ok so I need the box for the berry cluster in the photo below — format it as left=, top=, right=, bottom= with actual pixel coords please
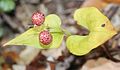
left=32, top=11, right=52, bottom=45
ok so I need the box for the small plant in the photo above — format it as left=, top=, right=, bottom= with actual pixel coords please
left=3, top=7, right=117, bottom=56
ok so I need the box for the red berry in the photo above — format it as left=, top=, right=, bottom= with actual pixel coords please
left=32, top=11, right=45, bottom=26
left=39, top=30, right=52, bottom=45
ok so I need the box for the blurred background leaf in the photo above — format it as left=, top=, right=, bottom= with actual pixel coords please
left=0, top=0, right=15, bottom=12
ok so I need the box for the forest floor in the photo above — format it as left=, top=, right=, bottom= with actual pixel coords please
left=0, top=0, right=120, bottom=70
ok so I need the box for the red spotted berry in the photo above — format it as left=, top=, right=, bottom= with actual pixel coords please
left=32, top=11, right=45, bottom=26
left=39, top=30, right=52, bottom=45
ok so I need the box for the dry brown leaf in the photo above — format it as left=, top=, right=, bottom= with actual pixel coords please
left=2, top=63, right=11, bottom=70
left=103, top=0, right=120, bottom=4
left=2, top=51, right=20, bottom=63
left=82, top=0, right=120, bottom=10
left=81, top=0, right=108, bottom=10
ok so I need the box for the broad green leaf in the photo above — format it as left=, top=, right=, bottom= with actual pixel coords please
left=67, top=35, right=89, bottom=55
left=67, top=7, right=117, bottom=56
left=4, top=14, right=64, bottom=49
left=0, top=0, right=15, bottom=12
left=3, top=26, right=44, bottom=48
left=44, top=14, right=61, bottom=28
left=50, top=33, right=64, bottom=48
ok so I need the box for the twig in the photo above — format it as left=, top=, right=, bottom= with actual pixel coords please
left=2, top=13, right=25, bottom=33
left=101, top=45, right=120, bottom=62
left=104, top=5, right=119, bottom=20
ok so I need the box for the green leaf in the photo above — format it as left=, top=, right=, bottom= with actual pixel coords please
left=50, top=33, right=64, bottom=48
left=0, top=0, right=15, bottom=12
left=66, top=7, right=117, bottom=56
left=44, top=14, right=61, bottom=28
left=4, top=14, right=64, bottom=49
left=67, top=35, right=89, bottom=55
left=4, top=26, right=44, bottom=48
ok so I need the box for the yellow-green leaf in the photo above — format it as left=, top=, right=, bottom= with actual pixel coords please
left=44, top=14, right=61, bottom=28
left=66, top=7, right=117, bottom=56
left=4, top=26, right=44, bottom=48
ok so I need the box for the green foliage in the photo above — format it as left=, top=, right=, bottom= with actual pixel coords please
left=4, top=14, right=64, bottom=49
left=66, top=7, right=117, bottom=56
left=0, top=0, right=15, bottom=12
left=44, top=14, right=61, bottom=28
left=3, top=7, right=117, bottom=56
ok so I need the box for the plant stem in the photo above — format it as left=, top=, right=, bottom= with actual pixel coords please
left=101, top=45, right=120, bottom=62
left=62, top=29, right=72, bottom=37
left=46, top=26, right=72, bottom=37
